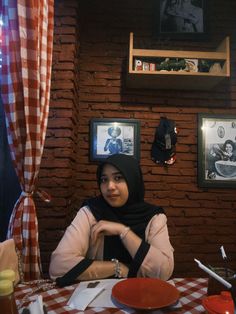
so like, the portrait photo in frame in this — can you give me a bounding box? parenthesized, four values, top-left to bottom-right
(90, 119, 140, 162)
(156, 0, 208, 40)
(198, 114, 236, 188)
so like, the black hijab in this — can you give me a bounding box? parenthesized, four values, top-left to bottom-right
(83, 154, 164, 264)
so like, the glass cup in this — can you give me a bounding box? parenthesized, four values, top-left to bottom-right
(207, 267, 235, 296)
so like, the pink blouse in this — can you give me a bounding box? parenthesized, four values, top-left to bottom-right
(49, 206, 174, 281)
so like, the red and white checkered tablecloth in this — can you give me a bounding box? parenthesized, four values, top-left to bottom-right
(174, 278, 207, 313)
(15, 278, 208, 314)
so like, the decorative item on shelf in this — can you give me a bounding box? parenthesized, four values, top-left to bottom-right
(150, 63, 156, 71)
(156, 58, 171, 71)
(134, 59, 156, 72)
(198, 59, 211, 72)
(209, 62, 223, 74)
(184, 59, 198, 72)
(143, 62, 149, 71)
(170, 58, 186, 71)
(156, 58, 186, 72)
(134, 59, 143, 71)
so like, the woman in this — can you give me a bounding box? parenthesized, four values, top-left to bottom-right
(49, 154, 174, 285)
(222, 140, 236, 161)
(208, 139, 236, 179)
(104, 126, 123, 155)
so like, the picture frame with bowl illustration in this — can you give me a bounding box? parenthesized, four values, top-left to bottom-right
(198, 114, 236, 188)
(90, 118, 140, 162)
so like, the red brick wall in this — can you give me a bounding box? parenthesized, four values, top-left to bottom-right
(37, 0, 236, 277)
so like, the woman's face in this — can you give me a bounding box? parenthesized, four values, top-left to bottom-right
(111, 129, 118, 138)
(100, 164, 129, 207)
(225, 143, 233, 153)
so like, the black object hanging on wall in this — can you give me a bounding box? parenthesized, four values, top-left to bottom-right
(151, 117, 177, 166)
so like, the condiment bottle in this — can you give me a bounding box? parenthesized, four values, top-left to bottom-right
(0, 269, 16, 285)
(0, 279, 18, 314)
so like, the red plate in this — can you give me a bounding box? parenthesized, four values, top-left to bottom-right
(111, 278, 180, 310)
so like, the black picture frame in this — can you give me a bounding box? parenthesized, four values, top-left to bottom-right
(90, 118, 140, 162)
(198, 114, 236, 188)
(156, 0, 208, 41)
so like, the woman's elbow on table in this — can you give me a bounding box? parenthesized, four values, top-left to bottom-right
(159, 257, 174, 281)
(158, 249, 174, 280)
(139, 247, 174, 281)
(49, 251, 84, 280)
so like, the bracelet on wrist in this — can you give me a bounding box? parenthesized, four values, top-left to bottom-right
(120, 226, 130, 240)
(111, 258, 122, 278)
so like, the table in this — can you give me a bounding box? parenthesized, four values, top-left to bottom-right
(15, 278, 208, 314)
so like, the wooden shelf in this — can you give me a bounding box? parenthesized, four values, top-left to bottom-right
(126, 33, 230, 91)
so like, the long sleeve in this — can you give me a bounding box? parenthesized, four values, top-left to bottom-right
(137, 213, 174, 280)
(49, 206, 98, 280)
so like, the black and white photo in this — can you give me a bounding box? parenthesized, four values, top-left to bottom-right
(90, 119, 140, 161)
(198, 114, 236, 188)
(157, 0, 207, 40)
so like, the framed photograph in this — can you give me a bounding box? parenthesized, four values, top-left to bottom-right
(198, 114, 236, 188)
(90, 118, 140, 161)
(156, 0, 208, 40)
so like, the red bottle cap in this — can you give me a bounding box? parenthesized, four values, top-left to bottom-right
(202, 291, 234, 314)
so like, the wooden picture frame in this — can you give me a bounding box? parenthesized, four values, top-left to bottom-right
(90, 118, 140, 162)
(156, 0, 208, 41)
(198, 114, 236, 188)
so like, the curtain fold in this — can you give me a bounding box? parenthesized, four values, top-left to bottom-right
(1, 0, 54, 280)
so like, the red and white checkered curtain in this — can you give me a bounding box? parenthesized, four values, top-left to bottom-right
(1, 0, 54, 280)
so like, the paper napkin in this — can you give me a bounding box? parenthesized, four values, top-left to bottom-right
(67, 287, 104, 310)
(20, 295, 45, 314)
(67, 279, 124, 310)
